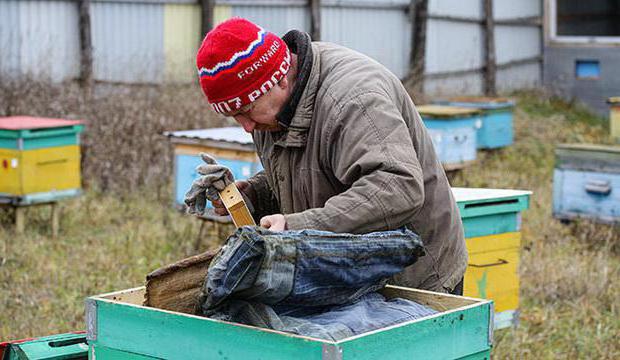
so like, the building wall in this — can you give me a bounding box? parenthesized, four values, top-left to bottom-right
(544, 46, 620, 116)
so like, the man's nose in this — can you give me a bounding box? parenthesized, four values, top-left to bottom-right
(235, 116, 256, 133)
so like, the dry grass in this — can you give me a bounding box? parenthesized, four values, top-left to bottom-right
(450, 91, 620, 359)
(0, 85, 618, 358)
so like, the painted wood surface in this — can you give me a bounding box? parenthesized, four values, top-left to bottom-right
(417, 105, 481, 118)
(553, 168, 620, 223)
(174, 154, 262, 207)
(0, 145, 81, 196)
(87, 286, 492, 360)
(452, 188, 531, 238)
(464, 233, 520, 314)
(610, 105, 620, 141)
(426, 123, 477, 166)
(1, 332, 87, 360)
(556, 143, 620, 173)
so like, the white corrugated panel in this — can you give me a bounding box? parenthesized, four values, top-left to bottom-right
(497, 62, 541, 92)
(322, 6, 411, 78)
(231, 4, 310, 36)
(425, 73, 484, 96)
(91, 1, 165, 83)
(165, 127, 253, 144)
(426, 19, 483, 74)
(429, 0, 482, 19)
(494, 0, 541, 20)
(495, 25, 541, 64)
(0, 0, 80, 82)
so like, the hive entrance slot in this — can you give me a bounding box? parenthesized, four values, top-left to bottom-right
(463, 198, 518, 209)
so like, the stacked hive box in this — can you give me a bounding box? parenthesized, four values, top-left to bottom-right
(0, 332, 87, 359)
(85, 286, 493, 359)
(553, 144, 620, 224)
(609, 97, 620, 141)
(416, 105, 481, 170)
(0, 117, 84, 205)
(164, 127, 263, 212)
(452, 188, 532, 330)
(436, 97, 515, 149)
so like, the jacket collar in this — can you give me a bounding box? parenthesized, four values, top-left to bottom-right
(273, 31, 320, 148)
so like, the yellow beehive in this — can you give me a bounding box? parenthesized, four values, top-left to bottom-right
(609, 97, 620, 141)
(0, 117, 83, 204)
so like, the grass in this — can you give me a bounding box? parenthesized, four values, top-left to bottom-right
(0, 88, 619, 358)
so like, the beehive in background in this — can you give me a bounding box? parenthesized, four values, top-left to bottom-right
(609, 97, 620, 142)
(417, 105, 481, 170)
(0, 117, 84, 205)
(164, 127, 262, 210)
(435, 97, 515, 149)
(0, 332, 87, 359)
(452, 187, 532, 330)
(553, 144, 620, 224)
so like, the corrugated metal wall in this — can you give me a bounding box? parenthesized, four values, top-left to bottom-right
(0, 0, 542, 95)
(91, 1, 165, 83)
(425, 0, 542, 96)
(0, 0, 80, 82)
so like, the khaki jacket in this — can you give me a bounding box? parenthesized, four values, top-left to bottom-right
(248, 40, 467, 292)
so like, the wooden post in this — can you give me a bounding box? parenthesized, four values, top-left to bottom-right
(77, 0, 93, 93)
(200, 0, 215, 37)
(409, 0, 428, 98)
(483, 0, 497, 96)
(309, 0, 321, 41)
(51, 202, 60, 238)
(14, 206, 25, 234)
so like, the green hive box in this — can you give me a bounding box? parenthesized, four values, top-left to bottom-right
(85, 286, 493, 359)
(0, 332, 88, 359)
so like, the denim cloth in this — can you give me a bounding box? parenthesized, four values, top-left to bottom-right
(209, 292, 438, 341)
(199, 226, 425, 313)
(198, 226, 432, 340)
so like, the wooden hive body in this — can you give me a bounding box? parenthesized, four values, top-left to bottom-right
(0, 117, 84, 204)
(417, 105, 481, 170)
(164, 127, 262, 214)
(553, 143, 620, 224)
(435, 97, 515, 149)
(452, 187, 531, 329)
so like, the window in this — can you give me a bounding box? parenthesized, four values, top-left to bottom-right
(550, 0, 620, 43)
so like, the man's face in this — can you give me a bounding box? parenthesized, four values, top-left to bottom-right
(226, 77, 290, 133)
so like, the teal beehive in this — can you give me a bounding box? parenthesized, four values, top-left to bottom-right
(435, 97, 515, 149)
(86, 286, 493, 359)
(417, 105, 481, 171)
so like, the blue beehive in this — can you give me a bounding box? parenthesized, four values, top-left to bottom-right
(435, 97, 515, 149)
(164, 127, 263, 212)
(553, 143, 620, 224)
(417, 105, 481, 171)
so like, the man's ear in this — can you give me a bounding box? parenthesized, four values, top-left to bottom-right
(278, 75, 289, 90)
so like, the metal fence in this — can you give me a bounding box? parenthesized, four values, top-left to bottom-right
(0, 0, 542, 95)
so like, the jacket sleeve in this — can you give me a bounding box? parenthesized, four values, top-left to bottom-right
(285, 91, 425, 234)
(246, 170, 281, 222)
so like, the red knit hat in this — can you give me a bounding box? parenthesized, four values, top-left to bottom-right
(196, 18, 291, 114)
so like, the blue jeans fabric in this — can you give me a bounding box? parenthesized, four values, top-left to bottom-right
(198, 226, 435, 341)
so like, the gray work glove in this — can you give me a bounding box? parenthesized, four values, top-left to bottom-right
(184, 153, 234, 216)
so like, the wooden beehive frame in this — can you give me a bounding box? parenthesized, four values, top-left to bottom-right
(219, 182, 255, 227)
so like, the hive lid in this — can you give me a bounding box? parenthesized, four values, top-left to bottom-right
(608, 97, 620, 104)
(556, 143, 620, 154)
(556, 143, 620, 173)
(417, 105, 481, 118)
(440, 96, 515, 110)
(0, 116, 84, 130)
(163, 127, 254, 145)
(452, 187, 532, 203)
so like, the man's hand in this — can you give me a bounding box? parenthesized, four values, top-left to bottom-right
(184, 153, 234, 216)
(260, 214, 287, 231)
(212, 180, 255, 216)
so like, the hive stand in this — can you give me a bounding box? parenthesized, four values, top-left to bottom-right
(0, 199, 61, 237)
